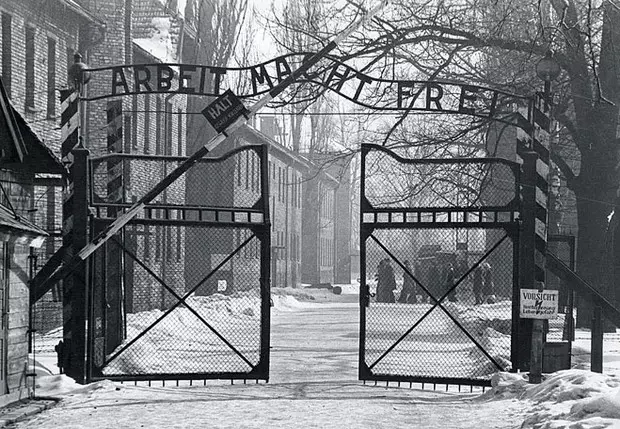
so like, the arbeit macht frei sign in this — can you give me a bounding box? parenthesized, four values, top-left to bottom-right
(82, 53, 529, 123)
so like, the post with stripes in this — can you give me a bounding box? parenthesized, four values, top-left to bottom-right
(518, 91, 553, 383)
(105, 100, 124, 354)
(60, 53, 90, 382)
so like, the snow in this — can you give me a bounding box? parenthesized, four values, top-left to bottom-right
(134, 17, 177, 64)
(22, 287, 620, 428)
(154, 0, 186, 17)
(487, 370, 620, 428)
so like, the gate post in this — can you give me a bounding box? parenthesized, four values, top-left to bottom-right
(515, 151, 538, 372)
(63, 142, 90, 383)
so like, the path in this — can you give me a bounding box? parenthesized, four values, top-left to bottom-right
(14, 295, 530, 428)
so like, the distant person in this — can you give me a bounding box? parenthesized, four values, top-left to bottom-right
(445, 263, 457, 302)
(377, 258, 396, 303)
(398, 260, 416, 304)
(481, 262, 496, 304)
(472, 265, 484, 305)
(428, 260, 440, 303)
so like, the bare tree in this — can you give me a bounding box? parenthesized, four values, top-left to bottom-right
(274, 0, 620, 318)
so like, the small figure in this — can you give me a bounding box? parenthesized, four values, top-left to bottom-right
(428, 261, 440, 303)
(445, 263, 457, 302)
(472, 265, 483, 305)
(398, 260, 416, 304)
(481, 262, 496, 304)
(376, 258, 396, 303)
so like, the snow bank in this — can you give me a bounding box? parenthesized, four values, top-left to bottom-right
(446, 301, 513, 373)
(487, 370, 620, 428)
(35, 375, 117, 397)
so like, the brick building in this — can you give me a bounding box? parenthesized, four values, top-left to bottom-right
(0, 77, 64, 405)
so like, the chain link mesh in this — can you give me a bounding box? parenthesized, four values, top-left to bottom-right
(88, 146, 267, 379)
(364, 227, 514, 380)
(90, 146, 263, 210)
(364, 147, 518, 209)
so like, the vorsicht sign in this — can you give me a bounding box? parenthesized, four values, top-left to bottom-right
(201, 89, 248, 133)
(519, 289, 559, 319)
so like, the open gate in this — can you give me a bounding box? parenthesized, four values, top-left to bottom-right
(85, 144, 271, 382)
(359, 144, 521, 387)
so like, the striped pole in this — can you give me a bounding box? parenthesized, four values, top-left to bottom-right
(531, 93, 551, 282)
(36, 0, 390, 291)
(516, 94, 551, 282)
(106, 100, 124, 214)
(60, 88, 79, 247)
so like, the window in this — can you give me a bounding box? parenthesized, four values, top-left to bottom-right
(155, 97, 162, 155)
(25, 26, 35, 109)
(278, 167, 282, 202)
(131, 95, 138, 150)
(155, 206, 161, 260)
(46, 37, 56, 118)
(1, 13, 12, 97)
(123, 115, 131, 152)
(176, 211, 182, 262)
(177, 108, 183, 156)
(144, 95, 151, 153)
(245, 150, 249, 190)
(165, 101, 173, 155)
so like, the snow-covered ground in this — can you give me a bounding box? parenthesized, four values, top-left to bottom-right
(23, 286, 620, 428)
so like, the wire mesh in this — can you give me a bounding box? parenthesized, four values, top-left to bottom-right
(90, 145, 263, 211)
(90, 223, 265, 378)
(363, 227, 514, 380)
(363, 147, 518, 210)
(88, 145, 268, 380)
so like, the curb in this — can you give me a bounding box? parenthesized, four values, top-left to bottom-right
(0, 398, 59, 427)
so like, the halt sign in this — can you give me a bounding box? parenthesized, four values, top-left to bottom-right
(201, 89, 249, 133)
(519, 289, 559, 319)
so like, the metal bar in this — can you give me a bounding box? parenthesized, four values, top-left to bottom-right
(106, 236, 257, 369)
(38, 1, 389, 292)
(255, 144, 271, 380)
(591, 306, 603, 373)
(546, 253, 620, 327)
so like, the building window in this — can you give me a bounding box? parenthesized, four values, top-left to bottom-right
(155, 97, 162, 155)
(278, 167, 282, 202)
(245, 150, 249, 190)
(25, 26, 35, 110)
(46, 37, 56, 118)
(176, 211, 182, 262)
(131, 95, 138, 150)
(123, 114, 131, 152)
(177, 108, 183, 156)
(165, 101, 173, 155)
(144, 95, 151, 153)
(1, 13, 12, 97)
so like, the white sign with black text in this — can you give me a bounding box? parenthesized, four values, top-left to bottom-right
(519, 289, 559, 319)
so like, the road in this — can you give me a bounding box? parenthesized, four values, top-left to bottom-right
(16, 296, 529, 428)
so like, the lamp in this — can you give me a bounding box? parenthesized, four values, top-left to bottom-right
(536, 50, 560, 102)
(67, 52, 90, 91)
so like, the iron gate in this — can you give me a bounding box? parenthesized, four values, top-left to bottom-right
(359, 144, 521, 386)
(86, 144, 270, 382)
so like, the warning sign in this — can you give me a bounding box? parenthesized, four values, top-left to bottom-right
(519, 289, 559, 319)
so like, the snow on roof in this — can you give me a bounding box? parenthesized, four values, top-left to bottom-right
(154, 0, 187, 17)
(133, 17, 177, 64)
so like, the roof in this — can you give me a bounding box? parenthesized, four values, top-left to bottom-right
(0, 78, 66, 175)
(0, 203, 48, 246)
(235, 125, 314, 172)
